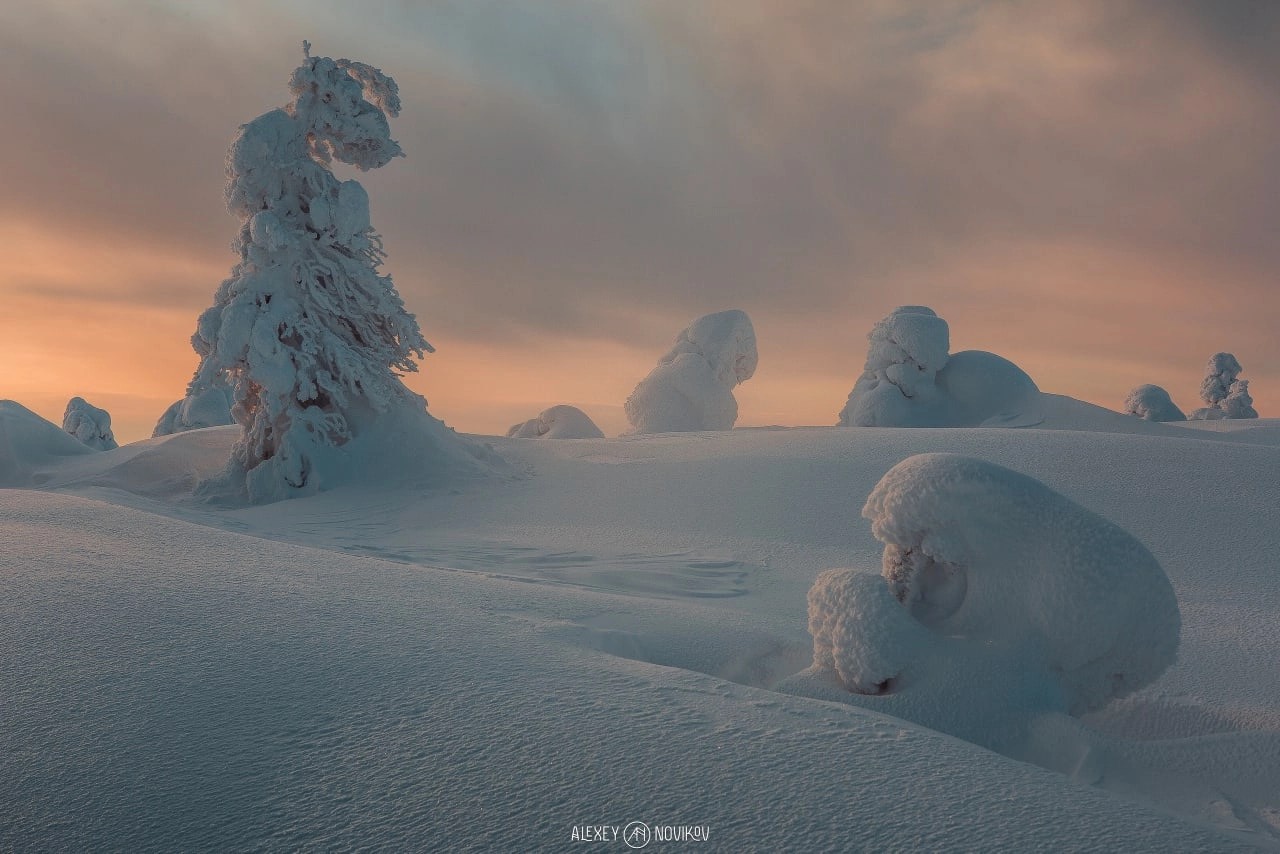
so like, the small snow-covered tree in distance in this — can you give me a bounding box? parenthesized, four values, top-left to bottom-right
(186, 43, 462, 502)
(62, 397, 118, 451)
(1189, 352, 1259, 420)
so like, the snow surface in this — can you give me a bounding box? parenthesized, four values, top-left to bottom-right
(4, 399, 1280, 850)
(624, 309, 758, 434)
(507, 405, 605, 439)
(61, 396, 118, 450)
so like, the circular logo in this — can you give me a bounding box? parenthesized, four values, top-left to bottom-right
(622, 821, 651, 849)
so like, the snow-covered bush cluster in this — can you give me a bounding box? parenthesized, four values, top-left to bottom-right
(1122, 384, 1185, 422)
(507, 405, 604, 439)
(61, 397, 118, 450)
(624, 310, 758, 434)
(166, 44, 482, 503)
(1188, 353, 1258, 421)
(838, 307, 1039, 427)
(808, 454, 1181, 716)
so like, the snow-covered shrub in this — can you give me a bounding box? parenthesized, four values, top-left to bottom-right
(624, 310, 758, 434)
(507, 405, 604, 439)
(850, 453, 1180, 715)
(808, 568, 932, 695)
(1122, 385, 1186, 422)
(178, 44, 481, 502)
(838, 307, 1038, 427)
(153, 383, 234, 437)
(62, 397, 118, 451)
(1189, 353, 1259, 420)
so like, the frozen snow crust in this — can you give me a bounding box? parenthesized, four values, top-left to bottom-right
(624, 309, 758, 433)
(4, 406, 1280, 850)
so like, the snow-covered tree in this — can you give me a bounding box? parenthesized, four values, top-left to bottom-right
(153, 382, 234, 437)
(184, 44, 453, 502)
(1189, 353, 1259, 420)
(624, 310, 758, 434)
(1122, 384, 1185, 422)
(507, 405, 605, 439)
(61, 397, 118, 451)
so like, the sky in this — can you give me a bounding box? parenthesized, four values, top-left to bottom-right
(2, 0, 1277, 442)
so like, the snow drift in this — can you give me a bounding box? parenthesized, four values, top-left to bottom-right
(61, 397, 118, 450)
(624, 310, 758, 434)
(1123, 384, 1186, 422)
(507, 405, 604, 439)
(0, 400, 95, 485)
(839, 307, 1039, 427)
(851, 453, 1181, 715)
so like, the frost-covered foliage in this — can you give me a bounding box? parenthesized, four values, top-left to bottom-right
(153, 382, 235, 437)
(847, 453, 1180, 715)
(179, 44, 473, 502)
(62, 397, 118, 451)
(1123, 385, 1186, 422)
(838, 307, 1038, 427)
(808, 568, 932, 695)
(507, 405, 604, 439)
(1189, 353, 1259, 420)
(624, 310, 758, 434)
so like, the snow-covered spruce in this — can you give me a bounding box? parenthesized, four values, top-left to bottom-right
(1123, 384, 1186, 422)
(153, 382, 234, 437)
(62, 397, 118, 451)
(1189, 352, 1258, 420)
(624, 310, 758, 434)
(507, 405, 604, 439)
(179, 44, 483, 502)
(850, 453, 1180, 715)
(838, 306, 1039, 427)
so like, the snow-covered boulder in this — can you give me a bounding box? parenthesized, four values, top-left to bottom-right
(624, 310, 758, 434)
(507, 405, 604, 439)
(838, 307, 1039, 427)
(153, 384, 235, 437)
(857, 453, 1180, 715)
(1, 400, 96, 485)
(1123, 384, 1186, 422)
(62, 397, 118, 450)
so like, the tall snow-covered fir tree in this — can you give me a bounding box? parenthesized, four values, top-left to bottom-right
(186, 44, 474, 502)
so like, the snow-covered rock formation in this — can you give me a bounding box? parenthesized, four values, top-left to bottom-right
(624, 310, 758, 434)
(507, 405, 604, 439)
(838, 307, 1039, 427)
(1123, 384, 1186, 422)
(62, 397, 118, 450)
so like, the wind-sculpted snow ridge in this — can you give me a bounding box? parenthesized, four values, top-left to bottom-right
(839, 306, 1040, 427)
(1190, 352, 1259, 421)
(1123, 384, 1186, 422)
(61, 397, 118, 451)
(624, 310, 757, 434)
(507, 405, 604, 439)
(169, 44, 491, 503)
(0, 400, 95, 485)
(785, 454, 1182, 769)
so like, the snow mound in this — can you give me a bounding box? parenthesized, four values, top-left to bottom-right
(153, 383, 235, 436)
(624, 310, 758, 434)
(1123, 384, 1186, 422)
(839, 307, 1040, 427)
(507, 405, 604, 439)
(61, 397, 118, 450)
(808, 568, 931, 695)
(861, 453, 1180, 715)
(0, 400, 96, 486)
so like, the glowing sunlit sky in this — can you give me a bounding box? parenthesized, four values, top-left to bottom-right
(2, 1, 1277, 442)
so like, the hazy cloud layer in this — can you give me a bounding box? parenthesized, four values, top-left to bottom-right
(2, 0, 1276, 439)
